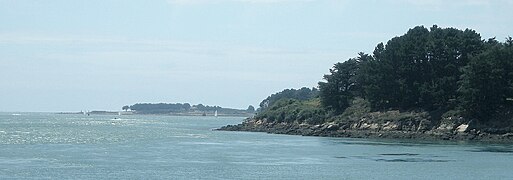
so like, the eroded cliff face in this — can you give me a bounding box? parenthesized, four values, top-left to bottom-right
(219, 111, 513, 142)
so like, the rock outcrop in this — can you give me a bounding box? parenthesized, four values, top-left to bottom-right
(218, 111, 513, 143)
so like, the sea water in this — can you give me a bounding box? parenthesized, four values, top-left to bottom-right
(1, 112, 513, 179)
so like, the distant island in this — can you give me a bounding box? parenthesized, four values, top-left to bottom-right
(219, 25, 513, 143)
(121, 103, 255, 117)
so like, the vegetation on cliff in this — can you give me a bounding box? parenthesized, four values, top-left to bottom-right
(258, 87, 319, 112)
(255, 25, 513, 132)
(256, 98, 326, 125)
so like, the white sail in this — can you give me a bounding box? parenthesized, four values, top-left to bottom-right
(214, 110, 218, 117)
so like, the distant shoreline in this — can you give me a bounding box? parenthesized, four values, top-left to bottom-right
(56, 111, 253, 117)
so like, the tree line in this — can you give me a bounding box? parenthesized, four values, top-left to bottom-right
(124, 103, 255, 114)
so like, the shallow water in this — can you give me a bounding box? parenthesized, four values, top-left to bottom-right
(1, 112, 512, 179)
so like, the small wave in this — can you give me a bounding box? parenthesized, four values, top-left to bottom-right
(186, 134, 208, 138)
(379, 153, 419, 156)
(183, 142, 223, 145)
(375, 158, 452, 163)
(110, 118, 136, 121)
(11, 114, 21, 116)
(231, 162, 282, 166)
(185, 160, 218, 164)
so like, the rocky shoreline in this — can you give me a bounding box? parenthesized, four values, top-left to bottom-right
(218, 118, 513, 143)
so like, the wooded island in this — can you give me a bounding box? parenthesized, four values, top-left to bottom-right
(122, 103, 255, 117)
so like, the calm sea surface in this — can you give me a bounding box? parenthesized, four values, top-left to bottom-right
(1, 112, 513, 179)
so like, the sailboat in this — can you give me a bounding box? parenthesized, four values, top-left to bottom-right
(214, 110, 218, 117)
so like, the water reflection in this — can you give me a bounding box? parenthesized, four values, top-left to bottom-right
(379, 153, 419, 156)
(374, 158, 452, 163)
(349, 153, 454, 163)
(468, 146, 513, 153)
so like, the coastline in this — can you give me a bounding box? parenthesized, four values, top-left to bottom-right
(56, 111, 253, 117)
(218, 118, 513, 143)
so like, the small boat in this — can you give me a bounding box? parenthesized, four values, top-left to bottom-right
(214, 110, 218, 117)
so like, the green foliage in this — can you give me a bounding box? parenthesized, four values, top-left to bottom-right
(319, 58, 361, 114)
(128, 103, 245, 115)
(256, 98, 327, 124)
(340, 98, 371, 119)
(261, 25, 512, 126)
(258, 87, 318, 111)
(360, 25, 484, 110)
(327, 97, 371, 123)
(319, 25, 488, 112)
(246, 105, 255, 113)
(458, 40, 513, 121)
(130, 103, 192, 114)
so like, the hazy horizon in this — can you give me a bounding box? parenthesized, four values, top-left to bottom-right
(1, 0, 512, 112)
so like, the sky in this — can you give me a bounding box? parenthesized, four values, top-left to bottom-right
(1, 0, 512, 112)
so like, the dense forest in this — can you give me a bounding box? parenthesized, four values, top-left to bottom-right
(256, 25, 513, 129)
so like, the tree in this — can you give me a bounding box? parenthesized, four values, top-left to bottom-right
(357, 25, 483, 111)
(319, 58, 360, 114)
(122, 105, 130, 111)
(246, 105, 255, 113)
(256, 98, 326, 124)
(458, 40, 513, 122)
(183, 103, 191, 111)
(258, 87, 318, 111)
(195, 104, 205, 111)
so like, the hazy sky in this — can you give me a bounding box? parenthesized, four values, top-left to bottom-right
(1, 0, 512, 112)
